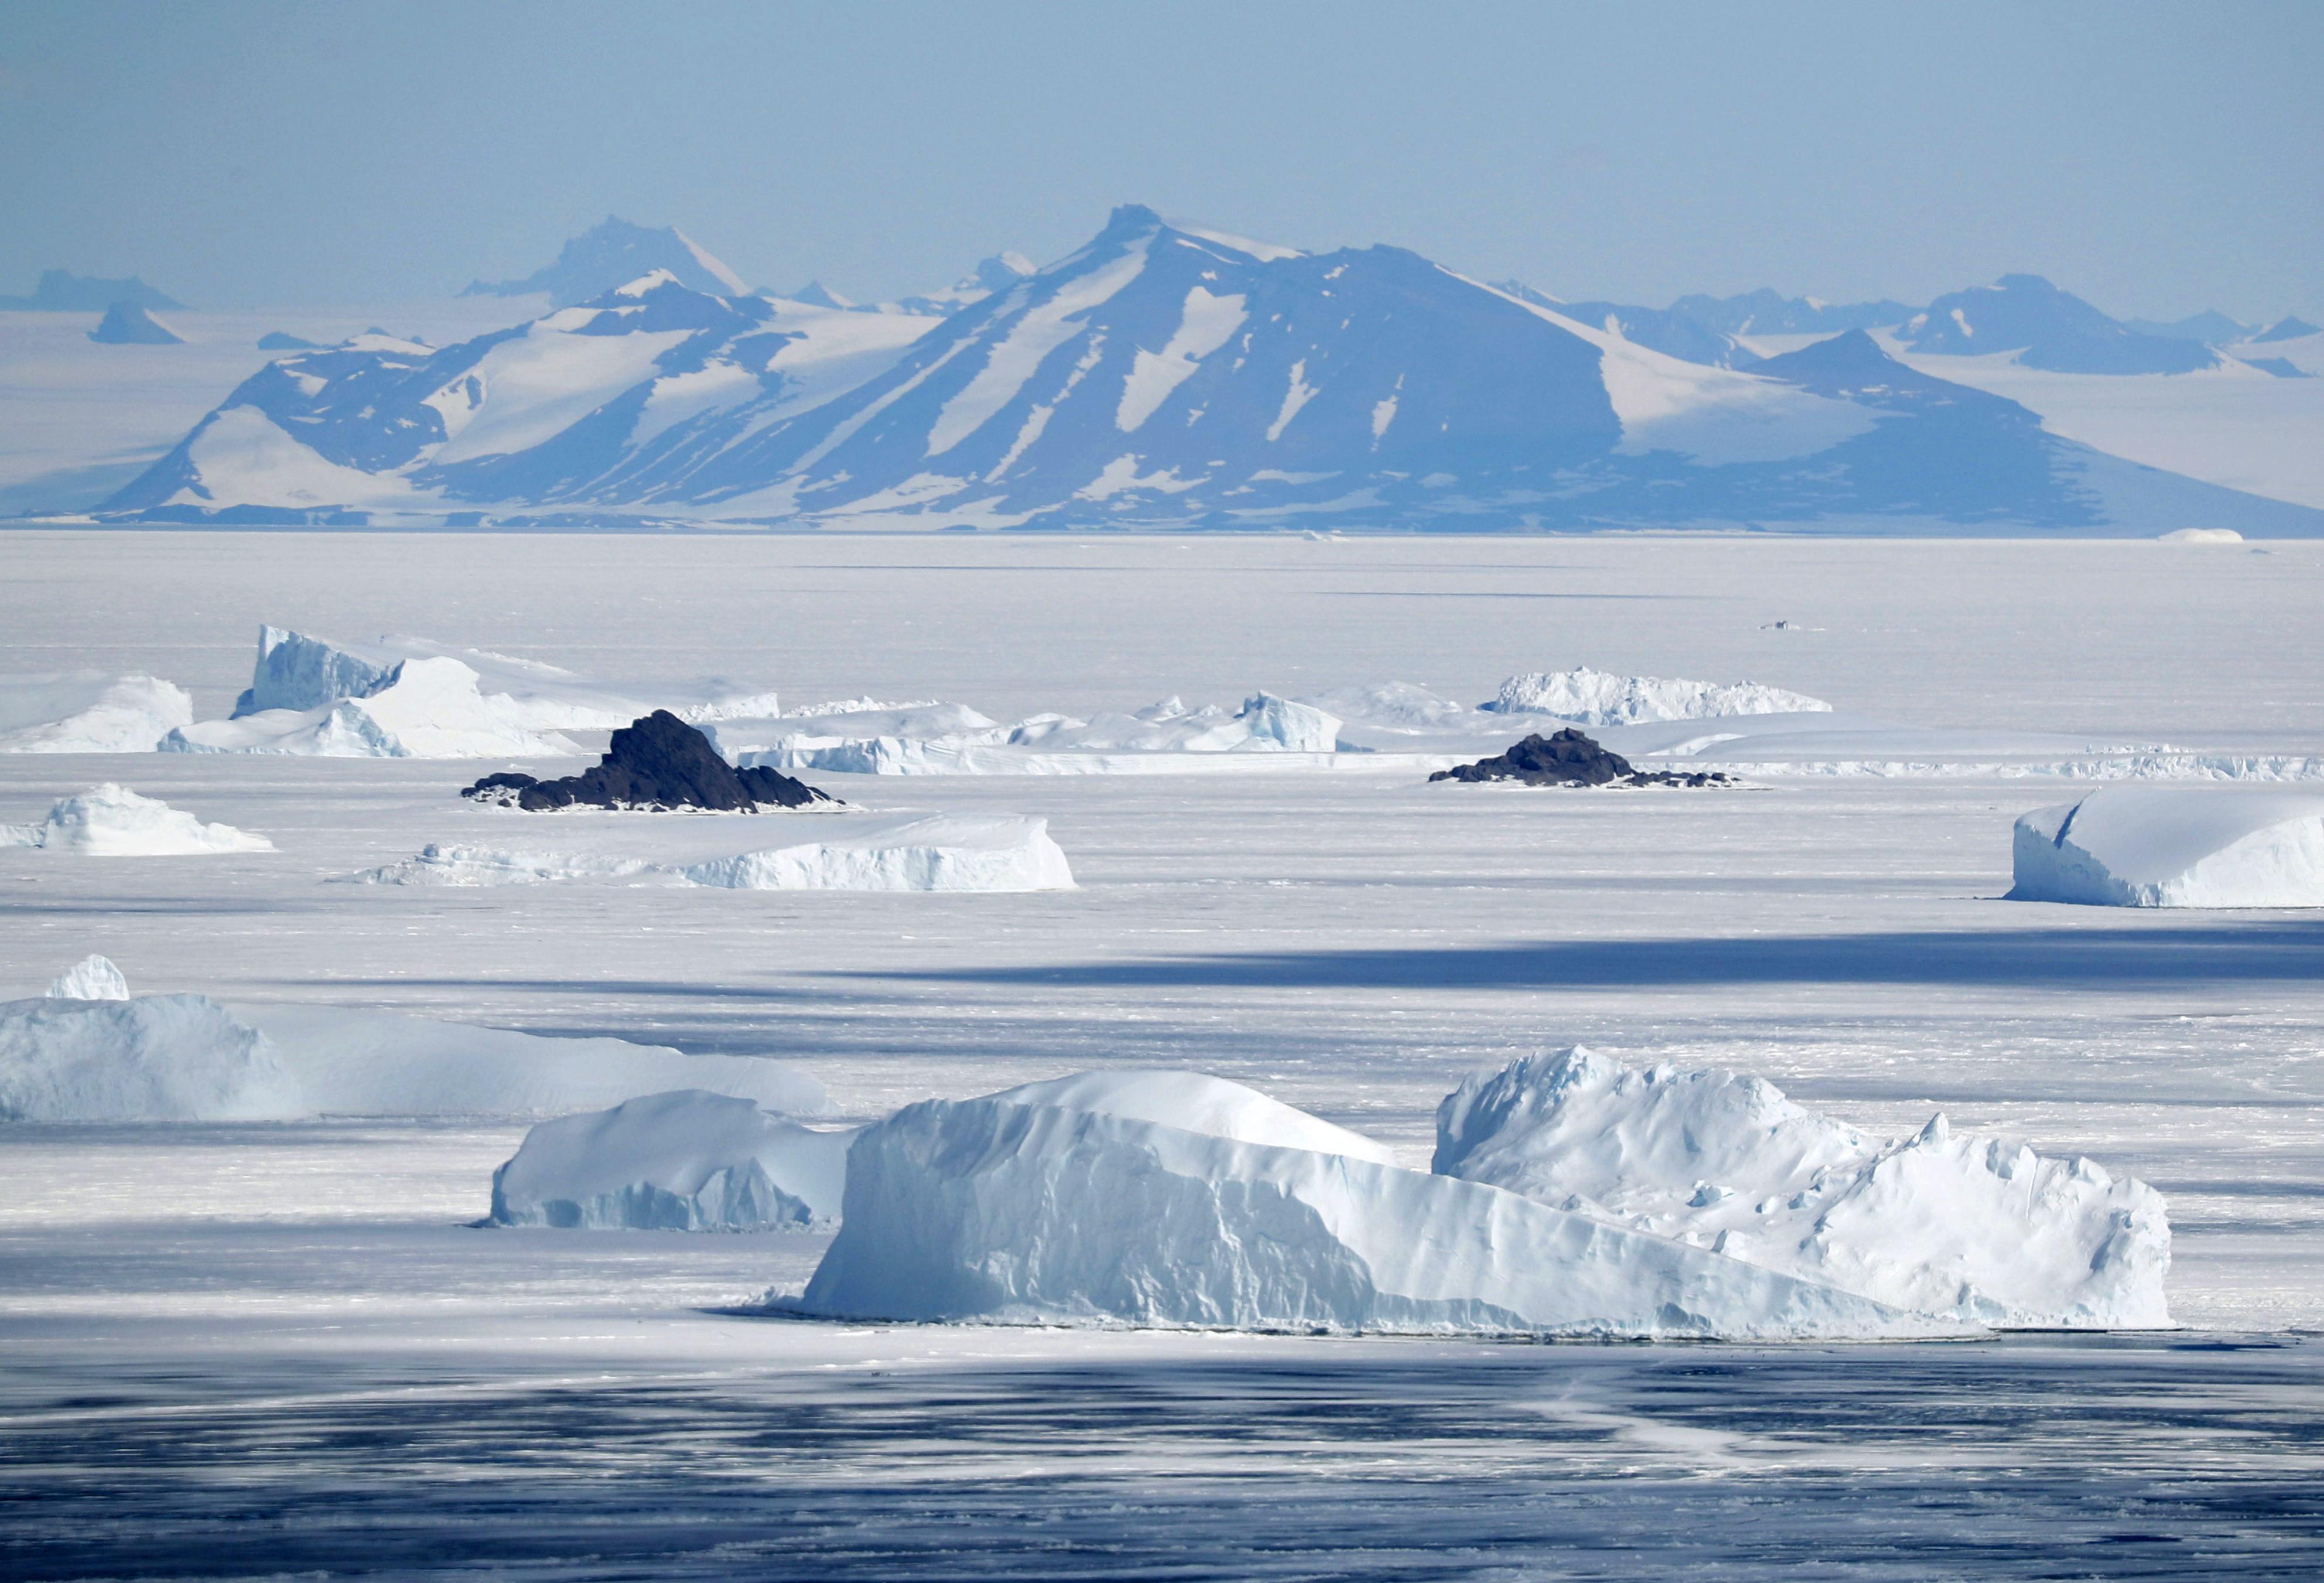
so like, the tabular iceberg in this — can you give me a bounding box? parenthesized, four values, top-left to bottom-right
(490, 1090, 855, 1230)
(1433, 1049, 2171, 1329)
(1, 784, 274, 855)
(165, 656, 576, 759)
(790, 1092, 1939, 1339)
(0, 673, 193, 752)
(681, 816, 1074, 892)
(0, 995, 300, 1122)
(2009, 786, 2324, 907)
(1488, 668, 1831, 726)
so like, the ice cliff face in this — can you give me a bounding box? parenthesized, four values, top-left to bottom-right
(107, 207, 2322, 533)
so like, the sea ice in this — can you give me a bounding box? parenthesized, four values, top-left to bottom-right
(1, 784, 274, 855)
(789, 1089, 1940, 1338)
(1433, 1048, 2171, 1329)
(2009, 784, 2324, 907)
(0, 672, 193, 752)
(1488, 667, 1831, 725)
(490, 1090, 854, 1230)
(45, 954, 129, 1001)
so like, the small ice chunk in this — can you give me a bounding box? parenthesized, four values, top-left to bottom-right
(45, 956, 129, 1002)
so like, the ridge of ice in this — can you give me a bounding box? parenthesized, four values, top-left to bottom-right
(982, 1069, 1397, 1166)
(1433, 1048, 2171, 1329)
(166, 657, 577, 759)
(43, 955, 131, 1002)
(0, 673, 193, 753)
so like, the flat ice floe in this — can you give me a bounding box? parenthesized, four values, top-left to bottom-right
(1, 962, 828, 1121)
(355, 814, 1075, 893)
(1433, 1049, 2171, 1329)
(1, 784, 274, 855)
(490, 1090, 855, 1230)
(788, 1082, 1943, 1339)
(0, 672, 193, 752)
(2010, 784, 2324, 907)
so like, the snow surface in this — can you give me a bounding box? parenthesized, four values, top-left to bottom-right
(1, 783, 274, 855)
(981, 1069, 1399, 1166)
(2010, 786, 2324, 907)
(0, 671, 192, 752)
(490, 1090, 853, 1230)
(1434, 1049, 2171, 1328)
(1490, 668, 1832, 726)
(791, 1093, 1943, 1338)
(45, 954, 129, 1001)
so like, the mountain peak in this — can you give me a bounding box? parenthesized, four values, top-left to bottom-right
(0, 269, 185, 312)
(465, 217, 747, 307)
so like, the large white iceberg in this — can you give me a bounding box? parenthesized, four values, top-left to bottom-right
(2, 784, 275, 855)
(789, 1090, 1937, 1339)
(680, 816, 1074, 892)
(983, 1069, 1399, 1165)
(490, 1090, 854, 1230)
(2010, 786, 2324, 907)
(0, 672, 193, 753)
(354, 814, 1075, 893)
(0, 964, 828, 1121)
(0, 995, 301, 1122)
(165, 656, 576, 759)
(1433, 1049, 2171, 1329)
(230, 625, 782, 731)
(1488, 668, 1831, 726)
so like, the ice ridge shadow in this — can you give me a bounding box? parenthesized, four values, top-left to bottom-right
(842, 923, 2324, 991)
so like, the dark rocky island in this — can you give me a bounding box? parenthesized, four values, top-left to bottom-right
(463, 709, 839, 811)
(1430, 728, 1740, 788)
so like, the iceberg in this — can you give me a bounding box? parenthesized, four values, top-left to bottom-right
(0, 963, 829, 1122)
(2009, 786, 2324, 907)
(0, 995, 300, 1122)
(0, 672, 193, 752)
(789, 1091, 1939, 1338)
(45, 954, 130, 1001)
(166, 656, 576, 758)
(982, 1069, 1399, 1165)
(1, 784, 274, 855)
(1487, 668, 1831, 726)
(490, 1090, 854, 1230)
(680, 816, 1074, 892)
(1433, 1049, 2171, 1329)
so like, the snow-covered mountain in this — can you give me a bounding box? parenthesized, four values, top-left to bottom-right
(1898, 275, 2218, 374)
(88, 303, 183, 346)
(1493, 282, 1750, 368)
(463, 217, 747, 307)
(2251, 316, 2320, 344)
(2123, 310, 2253, 344)
(98, 206, 2324, 534)
(1666, 289, 1916, 337)
(0, 269, 184, 312)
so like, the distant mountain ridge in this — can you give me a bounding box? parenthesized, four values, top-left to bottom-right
(1896, 275, 2218, 374)
(463, 217, 748, 307)
(0, 269, 184, 311)
(96, 205, 2324, 536)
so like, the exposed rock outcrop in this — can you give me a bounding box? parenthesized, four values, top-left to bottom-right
(463, 710, 837, 811)
(1429, 729, 1738, 788)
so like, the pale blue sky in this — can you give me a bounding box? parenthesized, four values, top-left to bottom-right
(2, 0, 2316, 320)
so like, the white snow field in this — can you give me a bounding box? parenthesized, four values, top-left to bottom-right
(0, 670, 191, 752)
(352, 813, 1076, 893)
(4, 533, 2324, 1574)
(2011, 785, 2324, 906)
(0, 782, 274, 854)
(1434, 1048, 2170, 1328)
(490, 1089, 853, 1230)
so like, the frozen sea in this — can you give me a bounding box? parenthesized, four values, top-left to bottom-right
(4, 530, 2323, 1578)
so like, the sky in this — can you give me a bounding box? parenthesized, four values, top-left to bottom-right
(1, 0, 2318, 320)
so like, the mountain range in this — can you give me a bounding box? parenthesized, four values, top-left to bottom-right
(0, 269, 184, 312)
(97, 205, 2322, 534)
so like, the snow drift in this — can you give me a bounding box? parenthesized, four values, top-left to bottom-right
(790, 1090, 1937, 1338)
(0, 962, 828, 1121)
(1, 784, 274, 855)
(1433, 1048, 2171, 1329)
(1488, 668, 1831, 726)
(490, 1090, 854, 1230)
(2010, 786, 2324, 907)
(982, 1069, 1398, 1165)
(0, 673, 193, 752)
